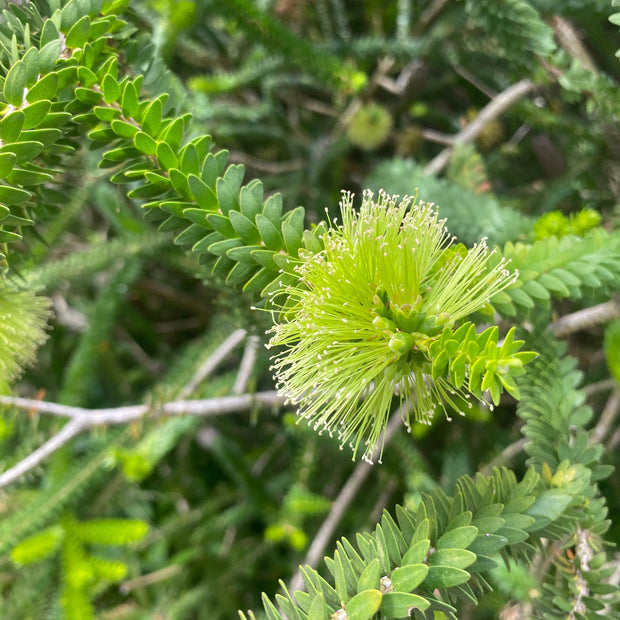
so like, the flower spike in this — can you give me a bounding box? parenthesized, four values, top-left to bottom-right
(267, 190, 529, 462)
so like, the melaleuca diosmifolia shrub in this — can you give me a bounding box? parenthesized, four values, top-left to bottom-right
(0, 1, 617, 619)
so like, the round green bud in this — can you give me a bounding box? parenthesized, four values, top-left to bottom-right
(388, 332, 414, 357)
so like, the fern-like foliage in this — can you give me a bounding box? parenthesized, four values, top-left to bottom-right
(247, 331, 618, 620)
(515, 332, 618, 618)
(250, 466, 608, 620)
(461, 0, 556, 64)
(366, 158, 533, 246)
(0, 0, 329, 301)
(493, 229, 620, 317)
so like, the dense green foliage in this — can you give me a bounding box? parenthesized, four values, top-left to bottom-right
(0, 1, 618, 619)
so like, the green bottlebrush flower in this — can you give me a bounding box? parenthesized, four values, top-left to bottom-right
(267, 190, 521, 463)
(346, 103, 393, 151)
(0, 285, 51, 386)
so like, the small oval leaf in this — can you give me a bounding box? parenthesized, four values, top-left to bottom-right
(356, 558, 380, 593)
(390, 563, 428, 592)
(380, 592, 430, 616)
(346, 589, 382, 620)
(436, 526, 478, 550)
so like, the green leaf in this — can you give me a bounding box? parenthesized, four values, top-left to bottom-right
(256, 214, 284, 250)
(121, 80, 140, 117)
(226, 261, 258, 287)
(0, 153, 16, 179)
(0, 185, 32, 205)
(306, 593, 327, 620)
(102, 73, 121, 103)
(161, 116, 185, 150)
(229, 210, 260, 244)
(436, 526, 478, 550)
(77, 66, 98, 88)
(73, 519, 148, 544)
(427, 548, 476, 569)
(0, 111, 24, 142)
(216, 177, 239, 215)
(401, 539, 430, 566)
(142, 98, 163, 137)
(111, 119, 138, 138)
(39, 39, 61, 74)
(156, 141, 178, 171)
(40, 16, 60, 48)
(423, 565, 471, 589)
(21, 48, 40, 86)
(102, 145, 141, 162)
(227, 245, 264, 263)
(38, 111, 72, 129)
(8, 167, 54, 185)
(21, 128, 62, 148)
(188, 174, 219, 211)
(75, 86, 102, 106)
(380, 592, 430, 616)
(468, 533, 507, 555)
(134, 131, 157, 155)
(11, 525, 64, 565)
(356, 558, 381, 593)
(66, 14, 91, 48)
(4, 60, 27, 106)
(94, 106, 120, 122)
(26, 73, 58, 103)
(282, 220, 303, 255)
(390, 564, 428, 592)
(537, 272, 570, 296)
(345, 590, 382, 620)
(262, 593, 285, 620)
(243, 268, 278, 293)
(22, 100, 52, 128)
(0, 141, 44, 163)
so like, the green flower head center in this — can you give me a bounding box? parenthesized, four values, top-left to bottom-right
(268, 190, 519, 462)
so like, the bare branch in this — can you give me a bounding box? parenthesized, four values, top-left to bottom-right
(178, 328, 248, 399)
(0, 391, 284, 489)
(589, 387, 620, 446)
(0, 419, 84, 489)
(233, 334, 261, 395)
(479, 437, 528, 476)
(425, 79, 536, 176)
(550, 299, 620, 338)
